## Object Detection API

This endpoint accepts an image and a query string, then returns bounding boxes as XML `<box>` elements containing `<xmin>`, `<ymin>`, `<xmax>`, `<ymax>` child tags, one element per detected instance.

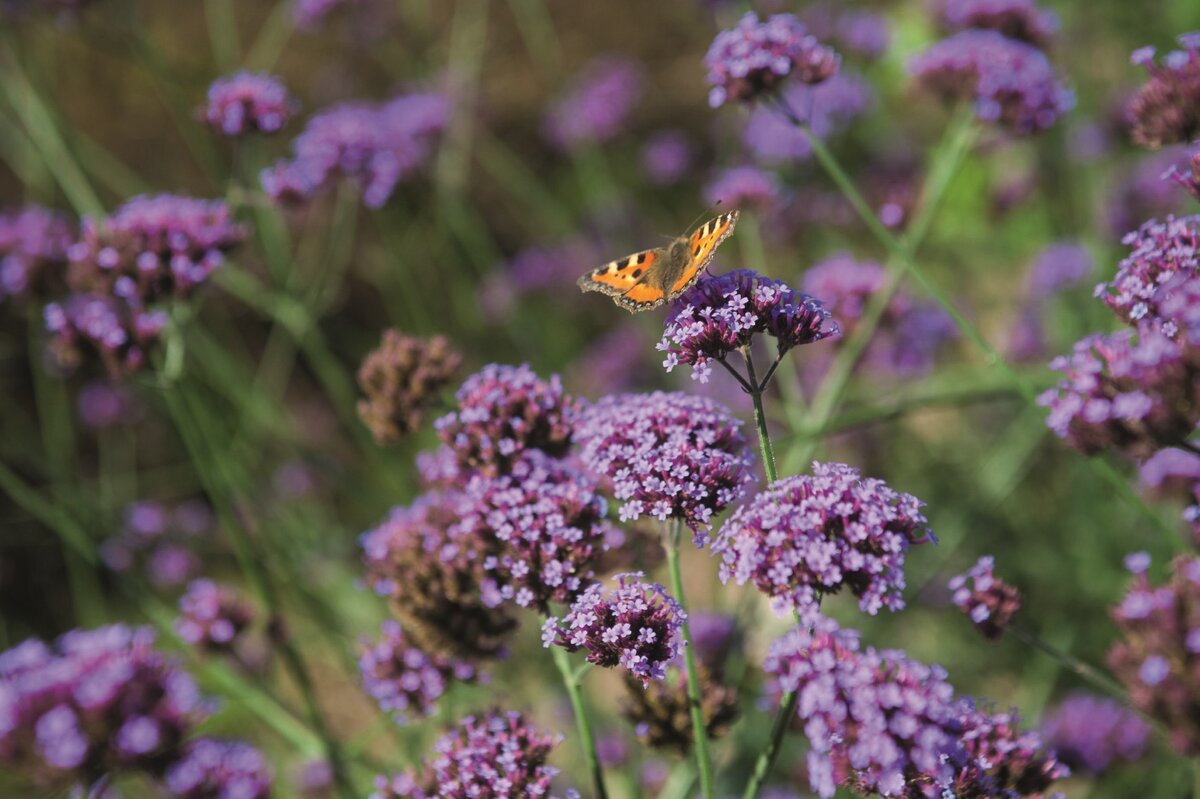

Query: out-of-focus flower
<box><xmin>1127</xmin><ymin>35</ymin><xmax>1200</xmax><ymax>149</ymax></box>
<box><xmin>743</xmin><ymin>73</ymin><xmax>873</xmax><ymax>163</ymax></box>
<box><xmin>798</xmin><ymin>3</ymin><xmax>890</xmax><ymax>61</ymax></box>
<box><xmin>0</xmin><ymin>205</ymin><xmax>73</xmax><ymax>306</ymax></box>
<box><xmin>951</xmin><ymin>701</ymin><xmax>1071</xmax><ymax>798</ymax></box>
<box><xmin>1109</xmin><ymin>554</ymin><xmax>1200</xmax><ymax>754</ymax></box>
<box><xmin>703</xmin><ymin>166</ymin><xmax>781</xmax><ymax>209</ymax></box>
<box><xmin>659</xmin><ymin>270</ymin><xmax>835</xmax><ymax>384</ymax></box>
<box><xmin>1027</xmin><ymin>242</ymin><xmax>1094</xmax><ymax>297</ymax></box>
<box><xmin>949</xmin><ymin>556</ymin><xmax>1022</xmax><ymax>640</ymax></box>
<box><xmin>0</xmin><ymin>0</ymin><xmax>95</xmax><ymax>19</ymax></box>
<box><xmin>938</xmin><ymin>0</ymin><xmax>1059</xmax><ymax>49</ymax></box>
<box><xmin>77</xmin><ymin>381</ymin><xmax>142</xmax><ymax>430</ymax></box>
<box><xmin>567</xmin><ymin>325</ymin><xmax>656</xmax><ymax>398</ymax></box>
<box><xmin>358</xmin><ymin>620</ymin><xmax>479</xmax><ymax>724</ymax></box>
<box><xmin>686</xmin><ymin>612</ymin><xmax>738</xmax><ymax>670</ymax></box>
<box><xmin>706</xmin><ymin>12</ymin><xmax>840</xmax><ymax>108</ymax></box>
<box><xmin>175</xmin><ymin>580</ymin><xmax>255</xmax><ymax>655</ymax></box>
<box><xmin>202</xmin><ymin>72</ymin><xmax>295</xmax><ymax>137</ymax></box>
<box><xmin>164</xmin><ymin>738</ymin><xmax>273</xmax><ymax>799</ymax></box>
<box><xmin>575</xmin><ymin>391</ymin><xmax>754</xmax><ymax>538</ymax></box>
<box><xmin>1140</xmin><ymin>446</ymin><xmax>1200</xmax><ymax>497</ymax></box>
<box><xmin>595</xmin><ymin>734</ymin><xmax>628</xmax><ymax>768</ymax></box>
<box><xmin>1040</xmin><ymin>692</ymin><xmax>1151</xmax><ymax>775</ymax></box>
<box><xmin>1105</xmin><ymin>147</ymin><xmax>1192</xmax><ymax>237</ymax></box>
<box><xmin>910</xmin><ymin>29</ymin><xmax>1073</xmax><ymax>134</ymax></box>
<box><xmin>356</xmin><ymin>331</ymin><xmax>461</xmax><ymax>444</ymax></box>
<box><xmin>543</xmin><ymin>56</ymin><xmax>643</xmax><ymax>151</ymax></box>
<box><xmin>620</xmin><ymin>663</ymin><xmax>739</xmax><ymax>754</ymax></box>
<box><xmin>371</xmin><ymin>710</ymin><xmax>571</xmax><ymax>799</ymax></box>
<box><xmin>1100</xmin><ymin>215</ymin><xmax>1200</xmax><ymax>333</ymax></box>
<box><xmin>640</xmin><ymin>131</ymin><xmax>694</xmax><ymax>186</ymax></box>
<box><xmin>292</xmin><ymin>0</ymin><xmax>360</xmax><ymax>30</ymax></box>
<box><xmin>542</xmin><ymin>573</ymin><xmax>685</xmax><ymax>686</ymax></box>
<box><xmin>263</xmin><ymin>92</ymin><xmax>449</xmax><ymax>208</ymax></box>
<box><xmin>498</xmin><ymin>237</ymin><xmax>601</xmax><ymax>297</ymax></box>
<box><xmin>1168</xmin><ymin>143</ymin><xmax>1200</xmax><ymax>202</ymax></box>
<box><xmin>435</xmin><ymin>363</ymin><xmax>577</xmax><ymax>476</ymax></box>
<box><xmin>43</xmin><ymin>294</ymin><xmax>166</xmax><ymax>377</ymax></box>
<box><xmin>100</xmin><ymin>500</ymin><xmax>212</xmax><ymax>589</ymax></box>
<box><xmin>293</xmin><ymin>759</ymin><xmax>334</xmax><ymax>798</ymax></box>
<box><xmin>0</xmin><ymin>626</ymin><xmax>208</xmax><ymax>791</ymax></box>
<box><xmin>714</xmin><ymin>462</ymin><xmax>934</xmax><ymax>620</ymax></box>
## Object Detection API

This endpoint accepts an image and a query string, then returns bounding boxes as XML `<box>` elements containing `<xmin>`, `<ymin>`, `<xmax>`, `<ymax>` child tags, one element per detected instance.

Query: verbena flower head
<box><xmin>1098</xmin><ymin>215</ymin><xmax>1200</xmax><ymax>333</ymax></box>
<box><xmin>640</xmin><ymin>131</ymin><xmax>694</xmax><ymax>186</ymax></box>
<box><xmin>1140</xmin><ymin>446</ymin><xmax>1200</xmax><ymax>497</ymax></box>
<box><xmin>176</xmin><ymin>579</ymin><xmax>255</xmax><ymax>655</ymax></box>
<box><xmin>1038</xmin><ymin>328</ymin><xmax>1200</xmax><ymax>457</ymax></box>
<box><xmin>743</xmin><ymin>74</ymin><xmax>873</xmax><ymax>163</ymax></box>
<box><xmin>705</xmin><ymin>12</ymin><xmax>840</xmax><ymax>108</ymax></box>
<box><xmin>1040</xmin><ymin>692</ymin><xmax>1151</xmax><ymax>775</ymax></box>
<box><xmin>703</xmin><ymin>166</ymin><xmax>781</xmax><ymax>209</ymax></box>
<box><xmin>1109</xmin><ymin>554</ymin><xmax>1200</xmax><ymax>755</ymax></box>
<box><xmin>951</xmin><ymin>700</ymin><xmax>1070</xmax><ymax>798</ymax></box>
<box><xmin>44</xmin><ymin>293</ymin><xmax>167</xmax><ymax>377</ymax></box>
<box><xmin>713</xmin><ymin>462</ymin><xmax>934</xmax><ymax>620</ymax></box>
<box><xmin>1105</xmin><ymin>146</ymin><xmax>1192</xmax><ymax>237</ymax></box>
<box><xmin>77</xmin><ymin>381</ymin><xmax>141</xmax><ymax>430</ymax></box>
<box><xmin>909</xmin><ymin>29</ymin><xmax>1073</xmax><ymax>134</ymax></box>
<box><xmin>574</xmin><ymin>391</ymin><xmax>754</xmax><ymax>538</ymax></box>
<box><xmin>357</xmin><ymin>331</ymin><xmax>462</xmax><ymax>444</ymax></box>
<box><xmin>0</xmin><ymin>205</ymin><xmax>73</xmax><ymax>306</ymax></box>
<box><xmin>358</xmin><ymin>620</ymin><xmax>479</xmax><ymax>724</ymax></box>
<box><xmin>542</xmin><ymin>56</ymin><xmax>643</xmax><ymax>151</ymax></box>
<box><xmin>659</xmin><ymin>270</ymin><xmax>835</xmax><ymax>384</ymax></box>
<box><xmin>435</xmin><ymin>363</ymin><xmax>577</xmax><ymax>476</ymax></box>
<box><xmin>620</xmin><ymin>662</ymin><xmax>739</xmax><ymax>754</ymax></box>
<box><xmin>164</xmin><ymin>738</ymin><xmax>273</xmax><ymax>799</ymax></box>
<box><xmin>1127</xmin><ymin>34</ymin><xmax>1200</xmax><ymax>148</ymax></box>
<box><xmin>542</xmin><ymin>573</ymin><xmax>686</xmax><ymax>686</ymax></box>
<box><xmin>797</xmin><ymin>4</ymin><xmax>890</xmax><ymax>61</ymax></box>
<box><xmin>0</xmin><ymin>625</ymin><xmax>207</xmax><ymax>790</ymax></box>
<box><xmin>938</xmin><ymin>0</ymin><xmax>1059</xmax><ymax>49</ymax></box>
<box><xmin>372</xmin><ymin>710</ymin><xmax>571</xmax><ymax>799</ymax></box>
<box><xmin>948</xmin><ymin>555</ymin><xmax>1022</xmax><ymax>640</ymax></box>
<box><xmin>263</xmin><ymin>91</ymin><xmax>449</xmax><ymax>208</ymax></box>
<box><xmin>202</xmin><ymin>72</ymin><xmax>294</xmax><ymax>137</ymax></box>
<box><xmin>101</xmin><ymin>500</ymin><xmax>211</xmax><ymax>588</ymax></box>
<box><xmin>1168</xmin><ymin>142</ymin><xmax>1200</xmax><ymax>202</ymax></box>
<box><xmin>1027</xmin><ymin>242</ymin><xmax>1093</xmax><ymax>297</ymax></box>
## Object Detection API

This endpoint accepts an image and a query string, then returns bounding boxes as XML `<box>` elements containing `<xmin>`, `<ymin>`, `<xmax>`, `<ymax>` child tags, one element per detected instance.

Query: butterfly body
<box><xmin>577</xmin><ymin>210</ymin><xmax>739</xmax><ymax>312</ymax></box>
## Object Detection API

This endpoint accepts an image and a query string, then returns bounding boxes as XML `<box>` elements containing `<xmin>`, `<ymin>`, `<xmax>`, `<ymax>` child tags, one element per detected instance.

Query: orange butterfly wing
<box><xmin>577</xmin><ymin>248</ymin><xmax>662</xmax><ymax>298</ymax></box>
<box><xmin>669</xmin><ymin>210</ymin><xmax>740</xmax><ymax>296</ymax></box>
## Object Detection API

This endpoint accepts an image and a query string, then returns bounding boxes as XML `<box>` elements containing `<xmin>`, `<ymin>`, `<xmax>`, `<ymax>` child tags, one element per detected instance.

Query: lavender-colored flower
<box><xmin>640</xmin><ymin>131</ymin><xmax>694</xmax><ymax>186</ymax></box>
<box><xmin>706</xmin><ymin>12</ymin><xmax>840</xmax><ymax>107</ymax></box>
<box><xmin>659</xmin><ymin>270</ymin><xmax>835</xmax><ymax>384</ymax></box>
<box><xmin>1109</xmin><ymin>554</ymin><xmax>1200</xmax><ymax>754</ymax></box>
<box><xmin>263</xmin><ymin>92</ymin><xmax>450</xmax><ymax>208</ymax></box>
<box><xmin>357</xmin><ymin>331</ymin><xmax>462</xmax><ymax>444</ymax></box>
<box><xmin>1038</xmin><ymin>328</ymin><xmax>1200</xmax><ymax>457</ymax></box>
<box><xmin>44</xmin><ymin>293</ymin><xmax>167</xmax><ymax>377</ymax></box>
<box><xmin>100</xmin><ymin>500</ymin><xmax>211</xmax><ymax>588</ymax></box>
<box><xmin>1140</xmin><ymin>446</ymin><xmax>1200</xmax><ymax>496</ymax></box>
<box><xmin>176</xmin><ymin>580</ymin><xmax>255</xmax><ymax>655</ymax></box>
<box><xmin>574</xmin><ymin>391</ymin><xmax>754</xmax><ymax>537</ymax></box>
<box><xmin>938</xmin><ymin>0</ymin><xmax>1059</xmax><ymax>49</ymax></box>
<box><xmin>798</xmin><ymin>3</ymin><xmax>890</xmax><ymax>61</ymax></box>
<box><xmin>202</xmin><ymin>71</ymin><xmax>295</xmax><ymax>137</ymax></box>
<box><xmin>542</xmin><ymin>56</ymin><xmax>643</xmax><ymax>151</ymax></box>
<box><xmin>567</xmin><ymin>325</ymin><xmax>656</xmax><ymax>397</ymax></box>
<box><xmin>358</xmin><ymin>620</ymin><xmax>478</xmax><ymax>724</ymax></box>
<box><xmin>703</xmin><ymin>166</ymin><xmax>781</xmax><ymax>209</ymax></box>
<box><xmin>1169</xmin><ymin>143</ymin><xmax>1200</xmax><ymax>202</ymax></box>
<box><xmin>743</xmin><ymin>73</ymin><xmax>873</xmax><ymax>163</ymax></box>
<box><xmin>77</xmin><ymin>381</ymin><xmax>140</xmax><ymax>430</ymax></box>
<box><xmin>1040</xmin><ymin>692</ymin><xmax>1151</xmax><ymax>774</ymax></box>
<box><xmin>293</xmin><ymin>759</ymin><xmax>334</xmax><ymax>798</ymax></box>
<box><xmin>500</xmin><ymin>237</ymin><xmax>601</xmax><ymax>296</ymax></box>
<box><xmin>1127</xmin><ymin>34</ymin><xmax>1200</xmax><ymax>148</ymax></box>
<box><xmin>372</xmin><ymin>710</ymin><xmax>571</xmax><ymax>799</ymax></box>
<box><xmin>1099</xmin><ymin>215</ymin><xmax>1200</xmax><ymax>332</ymax></box>
<box><xmin>164</xmin><ymin>738</ymin><xmax>273</xmax><ymax>799</ymax></box>
<box><xmin>686</xmin><ymin>612</ymin><xmax>738</xmax><ymax>671</ymax></box>
<box><xmin>0</xmin><ymin>626</ymin><xmax>207</xmax><ymax>790</ymax></box>
<box><xmin>909</xmin><ymin>30</ymin><xmax>1073</xmax><ymax>134</ymax></box>
<box><xmin>292</xmin><ymin>0</ymin><xmax>358</xmax><ymax>29</ymax></box>
<box><xmin>951</xmin><ymin>700</ymin><xmax>1070</xmax><ymax>797</ymax></box>
<box><xmin>1026</xmin><ymin>242</ymin><xmax>1093</xmax><ymax>297</ymax></box>
<box><xmin>948</xmin><ymin>556</ymin><xmax>1022</xmax><ymax>640</ymax></box>
<box><xmin>714</xmin><ymin>462</ymin><xmax>933</xmax><ymax>620</ymax></box>
<box><xmin>435</xmin><ymin>363</ymin><xmax>577</xmax><ymax>476</ymax></box>
<box><xmin>0</xmin><ymin>205</ymin><xmax>73</xmax><ymax>305</ymax></box>
<box><xmin>1105</xmin><ymin>146</ymin><xmax>1192</xmax><ymax>238</ymax></box>
<box><xmin>542</xmin><ymin>573</ymin><xmax>685</xmax><ymax>685</ymax></box>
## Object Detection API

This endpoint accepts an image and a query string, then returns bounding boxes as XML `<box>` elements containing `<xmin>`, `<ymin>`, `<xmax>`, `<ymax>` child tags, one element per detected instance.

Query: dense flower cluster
<box><xmin>1098</xmin><ymin>215</ymin><xmax>1200</xmax><ymax>333</ymax></box>
<box><xmin>1040</xmin><ymin>692</ymin><xmax>1151</xmax><ymax>775</ymax></box>
<box><xmin>574</xmin><ymin>391</ymin><xmax>754</xmax><ymax>536</ymax></box>
<box><xmin>743</xmin><ymin>74</ymin><xmax>873</xmax><ymax>163</ymax></box>
<box><xmin>909</xmin><ymin>29</ymin><xmax>1073</xmax><ymax>134</ymax></box>
<box><xmin>43</xmin><ymin>294</ymin><xmax>167</xmax><ymax>377</ymax></box>
<box><xmin>0</xmin><ymin>205</ymin><xmax>73</xmax><ymax>305</ymax></box>
<box><xmin>542</xmin><ymin>56</ymin><xmax>643</xmax><ymax>151</ymax></box>
<box><xmin>705</xmin><ymin>12</ymin><xmax>840</xmax><ymax>108</ymax></box>
<box><xmin>949</xmin><ymin>556</ymin><xmax>1022</xmax><ymax>640</ymax></box>
<box><xmin>164</xmin><ymin>738</ymin><xmax>273</xmax><ymax>799</ymax></box>
<box><xmin>659</xmin><ymin>270</ymin><xmax>835</xmax><ymax>384</ymax></box>
<box><xmin>202</xmin><ymin>71</ymin><xmax>295</xmax><ymax>136</ymax></box>
<box><xmin>952</xmin><ymin>700</ymin><xmax>1070</xmax><ymax>798</ymax></box>
<box><xmin>620</xmin><ymin>664</ymin><xmax>739</xmax><ymax>755</ymax></box>
<box><xmin>357</xmin><ymin>331</ymin><xmax>462</xmax><ymax>444</ymax></box>
<box><xmin>435</xmin><ymin>363</ymin><xmax>577</xmax><ymax>476</ymax></box>
<box><xmin>262</xmin><ymin>92</ymin><xmax>449</xmax><ymax>208</ymax></box>
<box><xmin>1127</xmin><ymin>34</ymin><xmax>1200</xmax><ymax>148</ymax></box>
<box><xmin>358</xmin><ymin>620</ymin><xmax>479</xmax><ymax>724</ymax></box>
<box><xmin>640</xmin><ymin>131</ymin><xmax>694</xmax><ymax>186</ymax></box>
<box><xmin>1169</xmin><ymin>143</ymin><xmax>1200</xmax><ymax>202</ymax></box>
<box><xmin>371</xmin><ymin>710</ymin><xmax>570</xmax><ymax>799</ymax></box>
<box><xmin>542</xmin><ymin>573</ymin><xmax>686</xmax><ymax>685</ymax></box>
<box><xmin>0</xmin><ymin>625</ymin><xmax>208</xmax><ymax>791</ymax></box>
<box><xmin>100</xmin><ymin>499</ymin><xmax>212</xmax><ymax>588</ymax></box>
<box><xmin>1108</xmin><ymin>554</ymin><xmax>1200</xmax><ymax>755</ymax></box>
<box><xmin>714</xmin><ymin>462</ymin><xmax>934</xmax><ymax>620</ymax></box>
<box><xmin>938</xmin><ymin>0</ymin><xmax>1059</xmax><ymax>48</ymax></box>
<box><xmin>176</xmin><ymin>579</ymin><xmax>255</xmax><ymax>654</ymax></box>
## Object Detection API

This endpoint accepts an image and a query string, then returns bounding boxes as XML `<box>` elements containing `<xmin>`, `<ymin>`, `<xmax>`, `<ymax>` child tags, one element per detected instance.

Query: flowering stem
<box><xmin>741</xmin><ymin>690</ymin><xmax>798</xmax><ymax>799</ymax></box>
<box><xmin>741</xmin><ymin>348</ymin><xmax>778</xmax><ymax>482</ymax></box>
<box><xmin>665</xmin><ymin>519</ymin><xmax>717</xmax><ymax>799</ymax></box>
<box><xmin>1008</xmin><ymin>623</ymin><xmax>1127</xmax><ymax>702</ymax></box>
<box><xmin>551</xmin><ymin>646</ymin><xmax>609</xmax><ymax>799</ymax></box>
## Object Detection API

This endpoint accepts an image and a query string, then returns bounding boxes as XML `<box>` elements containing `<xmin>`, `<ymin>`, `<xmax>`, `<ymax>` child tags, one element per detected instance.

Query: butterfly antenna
<box><xmin>682</xmin><ymin>199</ymin><xmax>725</xmax><ymax>234</ymax></box>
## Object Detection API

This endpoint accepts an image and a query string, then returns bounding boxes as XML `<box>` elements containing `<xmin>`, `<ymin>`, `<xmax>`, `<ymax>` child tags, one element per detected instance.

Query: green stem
<box><xmin>742</xmin><ymin>348</ymin><xmax>777</xmax><ymax>483</ymax></box>
<box><xmin>551</xmin><ymin>646</ymin><xmax>609</xmax><ymax>799</ymax></box>
<box><xmin>1008</xmin><ymin>623</ymin><xmax>1127</xmax><ymax>702</ymax></box>
<box><xmin>741</xmin><ymin>689</ymin><xmax>798</xmax><ymax>799</ymax></box>
<box><xmin>664</xmin><ymin>520</ymin><xmax>716</xmax><ymax>799</ymax></box>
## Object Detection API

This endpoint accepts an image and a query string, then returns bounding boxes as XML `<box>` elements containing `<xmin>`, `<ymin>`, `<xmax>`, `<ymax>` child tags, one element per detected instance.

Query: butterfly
<box><xmin>577</xmin><ymin>210</ymin><xmax>740</xmax><ymax>312</ymax></box>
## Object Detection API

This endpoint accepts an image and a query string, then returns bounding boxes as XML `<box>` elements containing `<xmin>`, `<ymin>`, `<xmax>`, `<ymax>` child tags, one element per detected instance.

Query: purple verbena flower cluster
<box><xmin>948</xmin><ymin>555</ymin><xmax>1022</xmax><ymax>640</ymax></box>
<box><xmin>1039</xmin><ymin>692</ymin><xmax>1151</xmax><ymax>775</ymax></box>
<box><xmin>0</xmin><ymin>205</ymin><xmax>73</xmax><ymax>305</ymax></box>
<box><xmin>42</xmin><ymin>293</ymin><xmax>165</xmax><ymax>376</ymax></box>
<box><xmin>640</xmin><ymin>131</ymin><xmax>694</xmax><ymax>186</ymax></box>
<box><xmin>705</xmin><ymin>12</ymin><xmax>840</xmax><ymax>108</ymax></box>
<box><xmin>938</xmin><ymin>0</ymin><xmax>1059</xmax><ymax>49</ymax></box>
<box><xmin>356</xmin><ymin>331</ymin><xmax>462</xmax><ymax>444</ymax></box>
<box><xmin>176</xmin><ymin>579</ymin><xmax>256</xmax><ymax>654</ymax></box>
<box><xmin>951</xmin><ymin>700</ymin><xmax>1070</xmax><ymax>798</ymax></box>
<box><xmin>743</xmin><ymin>73</ymin><xmax>874</xmax><ymax>163</ymax></box>
<box><xmin>703</xmin><ymin>167</ymin><xmax>781</xmax><ymax>209</ymax></box>
<box><xmin>100</xmin><ymin>499</ymin><xmax>212</xmax><ymax>588</ymax></box>
<box><xmin>797</xmin><ymin>3</ymin><xmax>890</xmax><ymax>61</ymax></box>
<box><xmin>1027</xmin><ymin>242</ymin><xmax>1094</xmax><ymax>297</ymax></box>
<box><xmin>1105</xmin><ymin>147</ymin><xmax>1193</xmax><ymax>237</ymax></box>
<box><xmin>164</xmin><ymin>738</ymin><xmax>273</xmax><ymax>799</ymax></box>
<box><xmin>574</xmin><ymin>391</ymin><xmax>754</xmax><ymax>537</ymax></box>
<box><xmin>542</xmin><ymin>573</ymin><xmax>686</xmax><ymax>686</ymax></box>
<box><xmin>202</xmin><ymin>71</ymin><xmax>295</xmax><ymax>136</ymax></box>
<box><xmin>358</xmin><ymin>620</ymin><xmax>479</xmax><ymax>724</ymax></box>
<box><xmin>542</xmin><ymin>56</ymin><xmax>643</xmax><ymax>151</ymax></box>
<box><xmin>714</xmin><ymin>462</ymin><xmax>934</xmax><ymax>620</ymax></box>
<box><xmin>1127</xmin><ymin>34</ymin><xmax>1200</xmax><ymax>148</ymax></box>
<box><xmin>1098</xmin><ymin>214</ymin><xmax>1200</xmax><ymax>333</ymax></box>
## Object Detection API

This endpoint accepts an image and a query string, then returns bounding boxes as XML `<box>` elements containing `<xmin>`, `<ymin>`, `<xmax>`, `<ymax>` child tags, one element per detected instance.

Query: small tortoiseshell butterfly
<box><xmin>577</xmin><ymin>210</ymin><xmax>740</xmax><ymax>312</ymax></box>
